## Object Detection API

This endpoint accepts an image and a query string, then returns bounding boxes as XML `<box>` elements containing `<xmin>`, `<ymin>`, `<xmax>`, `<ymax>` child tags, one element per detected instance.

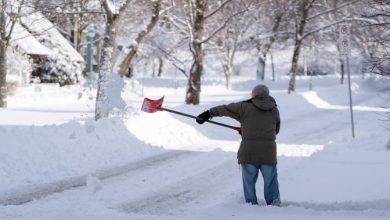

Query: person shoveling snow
<box><xmin>141</xmin><ymin>84</ymin><xmax>280</xmax><ymax>206</ymax></box>
<box><xmin>196</xmin><ymin>84</ymin><xmax>281</xmax><ymax>206</ymax></box>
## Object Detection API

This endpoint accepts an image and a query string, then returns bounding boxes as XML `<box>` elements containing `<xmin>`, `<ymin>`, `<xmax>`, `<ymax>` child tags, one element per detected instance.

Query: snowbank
<box><xmin>0</xmin><ymin>118</ymin><xmax>161</xmax><ymax>194</ymax></box>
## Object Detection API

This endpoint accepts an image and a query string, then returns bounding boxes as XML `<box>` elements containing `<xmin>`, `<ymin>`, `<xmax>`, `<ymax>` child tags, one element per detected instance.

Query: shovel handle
<box><xmin>159</xmin><ymin>107</ymin><xmax>241</xmax><ymax>132</ymax></box>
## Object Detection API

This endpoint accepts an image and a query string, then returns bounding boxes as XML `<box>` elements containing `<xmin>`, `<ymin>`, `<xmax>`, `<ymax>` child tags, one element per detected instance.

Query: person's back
<box><xmin>208</xmin><ymin>86</ymin><xmax>280</xmax><ymax>165</ymax></box>
<box><xmin>240</xmin><ymin>96</ymin><xmax>279</xmax><ymax>140</ymax></box>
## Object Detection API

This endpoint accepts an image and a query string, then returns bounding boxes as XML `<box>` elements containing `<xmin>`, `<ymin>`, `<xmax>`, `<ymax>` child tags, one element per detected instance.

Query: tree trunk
<box><xmin>152</xmin><ymin>59</ymin><xmax>156</xmax><ymax>77</ymax></box>
<box><xmin>73</xmin><ymin>14</ymin><xmax>80</xmax><ymax>50</ymax></box>
<box><xmin>255</xmin><ymin>12</ymin><xmax>283</xmax><ymax>82</ymax></box>
<box><xmin>223</xmin><ymin>51</ymin><xmax>235</xmax><ymax>89</ymax></box>
<box><xmin>339</xmin><ymin>57</ymin><xmax>345</xmax><ymax>84</ymax></box>
<box><xmin>0</xmin><ymin>2</ymin><xmax>7</xmax><ymax>108</ymax></box>
<box><xmin>288</xmin><ymin>45</ymin><xmax>301</xmax><ymax>94</ymax></box>
<box><xmin>288</xmin><ymin>1</ymin><xmax>310</xmax><ymax>94</ymax></box>
<box><xmin>157</xmin><ymin>57</ymin><xmax>164</xmax><ymax>77</ymax></box>
<box><xmin>185</xmin><ymin>0</ymin><xmax>206</xmax><ymax>105</ymax></box>
<box><xmin>186</xmin><ymin>50</ymin><xmax>203</xmax><ymax>105</ymax></box>
<box><xmin>95</xmin><ymin>18</ymin><xmax>117</xmax><ymax>120</ymax></box>
<box><xmin>0</xmin><ymin>43</ymin><xmax>7</xmax><ymax>107</ymax></box>
<box><xmin>256</xmin><ymin>52</ymin><xmax>266</xmax><ymax>81</ymax></box>
<box><xmin>335</xmin><ymin>41</ymin><xmax>345</xmax><ymax>84</ymax></box>
<box><xmin>95</xmin><ymin>0</ymin><xmax>137</xmax><ymax>120</ymax></box>
<box><xmin>271</xmin><ymin>53</ymin><xmax>275</xmax><ymax>81</ymax></box>
<box><xmin>224</xmin><ymin>63</ymin><xmax>233</xmax><ymax>89</ymax></box>
<box><xmin>288</xmin><ymin>40</ymin><xmax>302</xmax><ymax>93</ymax></box>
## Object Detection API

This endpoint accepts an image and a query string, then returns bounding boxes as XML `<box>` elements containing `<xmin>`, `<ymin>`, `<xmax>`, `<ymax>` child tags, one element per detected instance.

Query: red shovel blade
<box><xmin>141</xmin><ymin>97</ymin><xmax>164</xmax><ymax>113</ymax></box>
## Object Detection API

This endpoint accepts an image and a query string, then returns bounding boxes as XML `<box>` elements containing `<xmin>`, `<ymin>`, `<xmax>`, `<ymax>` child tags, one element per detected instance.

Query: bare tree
<box><xmin>317</xmin><ymin>0</ymin><xmax>368</xmax><ymax>84</ymax></box>
<box><xmin>360</xmin><ymin>0</ymin><xmax>390</xmax><ymax>77</ymax></box>
<box><xmin>184</xmin><ymin>0</ymin><xmax>207</xmax><ymax>105</ymax></box>
<box><xmin>287</xmin><ymin>0</ymin><xmax>315</xmax><ymax>94</ymax></box>
<box><xmin>0</xmin><ymin>0</ymin><xmax>25</xmax><ymax>108</ymax></box>
<box><xmin>148</xmin><ymin>0</ymin><xmax>192</xmax><ymax>78</ymax></box>
<box><xmin>217</xmin><ymin>22</ymin><xmax>246</xmax><ymax>88</ymax></box>
<box><xmin>117</xmin><ymin>0</ymin><xmax>162</xmax><ymax>77</ymax></box>
<box><xmin>250</xmin><ymin>0</ymin><xmax>288</xmax><ymax>81</ymax></box>
<box><xmin>213</xmin><ymin>1</ymin><xmax>252</xmax><ymax>88</ymax></box>
<box><xmin>95</xmin><ymin>0</ymin><xmax>133</xmax><ymax>120</ymax></box>
<box><xmin>184</xmin><ymin>0</ymin><xmax>240</xmax><ymax>105</ymax></box>
<box><xmin>287</xmin><ymin>0</ymin><xmax>363</xmax><ymax>93</ymax></box>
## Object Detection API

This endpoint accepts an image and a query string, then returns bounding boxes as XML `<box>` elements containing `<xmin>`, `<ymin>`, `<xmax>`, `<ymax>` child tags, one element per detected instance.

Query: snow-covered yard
<box><xmin>0</xmin><ymin>75</ymin><xmax>389</xmax><ymax>220</ymax></box>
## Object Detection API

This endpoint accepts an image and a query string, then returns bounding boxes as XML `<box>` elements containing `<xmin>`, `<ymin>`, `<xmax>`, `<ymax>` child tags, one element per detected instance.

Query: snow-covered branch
<box><xmin>307</xmin><ymin>0</ymin><xmax>364</xmax><ymax>21</ymax></box>
<box><xmin>204</xmin><ymin>0</ymin><xmax>233</xmax><ymax>20</ymax></box>
<box><xmin>156</xmin><ymin>43</ymin><xmax>188</xmax><ymax>77</ymax></box>
<box><xmin>5</xmin><ymin>0</ymin><xmax>25</xmax><ymax>46</ymax></box>
<box><xmin>301</xmin><ymin>17</ymin><xmax>376</xmax><ymax>40</ymax></box>
<box><xmin>39</xmin><ymin>10</ymin><xmax>106</xmax><ymax>15</ymax></box>
<box><xmin>101</xmin><ymin>0</ymin><xmax>116</xmax><ymax>17</ymax></box>
<box><xmin>305</xmin><ymin>0</ymin><xmax>317</xmax><ymax>11</ymax></box>
<box><xmin>117</xmin><ymin>0</ymin><xmax>162</xmax><ymax>76</ymax></box>
<box><xmin>196</xmin><ymin>9</ymin><xmax>248</xmax><ymax>45</ymax></box>
<box><xmin>167</xmin><ymin>14</ymin><xmax>189</xmax><ymax>36</ymax></box>
<box><xmin>101</xmin><ymin>0</ymin><xmax>132</xmax><ymax>19</ymax></box>
<box><xmin>363</xmin><ymin>22</ymin><xmax>390</xmax><ymax>26</ymax></box>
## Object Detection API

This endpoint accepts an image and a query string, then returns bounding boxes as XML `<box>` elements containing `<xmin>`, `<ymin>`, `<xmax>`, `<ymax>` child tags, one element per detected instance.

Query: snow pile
<box><xmin>100</xmin><ymin>74</ymin><xmax>128</xmax><ymax>116</ymax></box>
<box><xmin>0</xmin><ymin>117</ymin><xmax>160</xmax><ymax>194</ymax></box>
<box><xmin>126</xmin><ymin>110</ymin><xmax>210</xmax><ymax>150</ymax></box>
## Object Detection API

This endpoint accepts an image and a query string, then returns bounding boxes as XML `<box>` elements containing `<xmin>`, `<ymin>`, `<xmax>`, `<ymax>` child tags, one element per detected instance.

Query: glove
<box><xmin>196</xmin><ymin>110</ymin><xmax>211</xmax><ymax>124</ymax></box>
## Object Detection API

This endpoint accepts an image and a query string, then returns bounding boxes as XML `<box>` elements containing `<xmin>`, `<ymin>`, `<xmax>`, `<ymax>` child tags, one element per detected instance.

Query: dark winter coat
<box><xmin>209</xmin><ymin>95</ymin><xmax>280</xmax><ymax>165</ymax></box>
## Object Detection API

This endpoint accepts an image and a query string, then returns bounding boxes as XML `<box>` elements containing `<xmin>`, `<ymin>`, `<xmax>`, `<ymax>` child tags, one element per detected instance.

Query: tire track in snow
<box><xmin>118</xmin><ymin>158</ymin><xmax>239</xmax><ymax>215</ymax></box>
<box><xmin>0</xmin><ymin>150</ymin><xmax>191</xmax><ymax>206</ymax></box>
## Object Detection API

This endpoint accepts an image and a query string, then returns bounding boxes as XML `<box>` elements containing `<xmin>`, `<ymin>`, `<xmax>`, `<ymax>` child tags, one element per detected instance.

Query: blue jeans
<box><xmin>241</xmin><ymin>164</ymin><xmax>281</xmax><ymax>206</ymax></box>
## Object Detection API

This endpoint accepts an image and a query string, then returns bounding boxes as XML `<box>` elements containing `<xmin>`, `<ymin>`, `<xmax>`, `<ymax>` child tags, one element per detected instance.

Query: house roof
<box><xmin>10</xmin><ymin>22</ymin><xmax>52</xmax><ymax>56</ymax></box>
<box><xmin>20</xmin><ymin>12</ymin><xmax>84</xmax><ymax>62</ymax></box>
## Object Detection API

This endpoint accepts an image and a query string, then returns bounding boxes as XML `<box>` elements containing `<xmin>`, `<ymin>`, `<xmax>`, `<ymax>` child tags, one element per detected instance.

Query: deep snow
<box><xmin>0</xmin><ymin>74</ymin><xmax>389</xmax><ymax>220</ymax></box>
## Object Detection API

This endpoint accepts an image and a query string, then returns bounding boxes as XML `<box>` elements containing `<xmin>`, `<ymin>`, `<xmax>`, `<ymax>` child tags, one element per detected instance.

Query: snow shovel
<box><xmin>141</xmin><ymin>97</ymin><xmax>241</xmax><ymax>132</ymax></box>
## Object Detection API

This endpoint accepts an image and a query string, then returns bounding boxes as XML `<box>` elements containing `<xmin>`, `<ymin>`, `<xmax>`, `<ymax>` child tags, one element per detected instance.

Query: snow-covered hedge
<box><xmin>42</xmin><ymin>47</ymin><xmax>82</xmax><ymax>86</ymax></box>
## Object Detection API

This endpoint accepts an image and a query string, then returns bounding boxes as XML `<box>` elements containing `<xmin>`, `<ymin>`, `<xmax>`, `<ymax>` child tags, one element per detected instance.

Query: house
<box><xmin>7</xmin><ymin>11</ymin><xmax>85</xmax><ymax>86</ymax></box>
<box><xmin>9</xmin><ymin>22</ymin><xmax>52</xmax><ymax>86</ymax></box>
<box><xmin>20</xmin><ymin>11</ymin><xmax>84</xmax><ymax>63</ymax></box>
<box><xmin>21</xmin><ymin>12</ymin><xmax>85</xmax><ymax>86</ymax></box>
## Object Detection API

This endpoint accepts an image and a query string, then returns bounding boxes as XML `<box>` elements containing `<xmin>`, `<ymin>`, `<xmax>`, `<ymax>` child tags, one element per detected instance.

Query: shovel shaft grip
<box><xmin>160</xmin><ymin>107</ymin><xmax>241</xmax><ymax>131</ymax></box>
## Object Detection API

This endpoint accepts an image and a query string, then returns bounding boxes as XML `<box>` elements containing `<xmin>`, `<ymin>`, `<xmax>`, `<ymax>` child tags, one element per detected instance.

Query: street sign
<box><xmin>339</xmin><ymin>23</ymin><xmax>351</xmax><ymax>56</ymax></box>
<box><xmin>339</xmin><ymin>22</ymin><xmax>355</xmax><ymax>138</ymax></box>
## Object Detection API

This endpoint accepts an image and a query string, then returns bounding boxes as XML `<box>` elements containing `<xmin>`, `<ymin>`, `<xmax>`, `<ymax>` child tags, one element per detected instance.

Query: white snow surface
<box><xmin>0</xmin><ymin>74</ymin><xmax>389</xmax><ymax>220</ymax></box>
